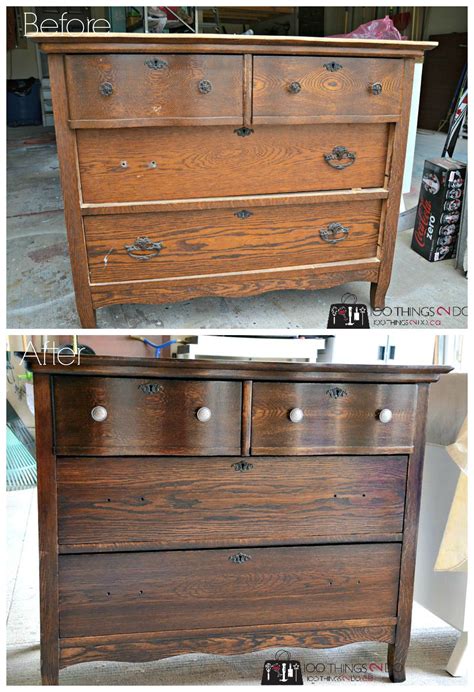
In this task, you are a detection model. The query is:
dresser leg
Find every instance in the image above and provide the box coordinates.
[41,659,59,686]
[370,282,388,310]
[77,303,97,328]
[387,643,406,683]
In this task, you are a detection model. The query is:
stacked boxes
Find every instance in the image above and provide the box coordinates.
[411,157,466,262]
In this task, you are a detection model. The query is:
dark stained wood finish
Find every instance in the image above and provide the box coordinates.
[53,376,241,456]
[47,55,96,328]
[59,621,396,668]
[76,124,389,204]
[58,543,401,637]
[252,382,417,454]
[84,199,383,284]
[65,54,243,126]
[34,374,60,686]
[253,56,403,120]
[241,380,252,456]
[57,455,408,547]
[388,383,430,683]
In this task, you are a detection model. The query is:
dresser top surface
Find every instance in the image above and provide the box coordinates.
[24,354,451,383]
[27,32,437,57]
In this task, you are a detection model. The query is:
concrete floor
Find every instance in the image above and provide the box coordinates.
[7,487,464,686]
[7,126,467,329]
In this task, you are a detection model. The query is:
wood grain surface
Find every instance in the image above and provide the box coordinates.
[251,382,417,454]
[253,56,403,118]
[53,376,241,456]
[58,543,401,637]
[59,622,396,668]
[84,199,382,283]
[56,455,408,547]
[77,124,389,203]
[66,54,243,125]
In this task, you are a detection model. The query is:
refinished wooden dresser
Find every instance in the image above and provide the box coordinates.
[29,33,437,327]
[29,355,451,684]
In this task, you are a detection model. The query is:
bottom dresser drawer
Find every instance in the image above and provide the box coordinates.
[83,199,382,285]
[59,543,401,637]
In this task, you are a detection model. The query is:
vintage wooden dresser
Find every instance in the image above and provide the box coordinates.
[29,355,450,684]
[29,33,437,327]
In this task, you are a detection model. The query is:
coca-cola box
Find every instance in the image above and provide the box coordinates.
[411,157,466,262]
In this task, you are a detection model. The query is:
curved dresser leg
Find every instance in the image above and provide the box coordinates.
[370,281,388,311]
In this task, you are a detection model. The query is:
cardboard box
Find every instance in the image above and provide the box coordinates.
[411,157,466,262]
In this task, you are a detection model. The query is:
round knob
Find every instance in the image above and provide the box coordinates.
[289,407,304,423]
[370,82,383,95]
[288,81,302,94]
[91,406,107,422]
[196,406,212,423]
[378,408,393,424]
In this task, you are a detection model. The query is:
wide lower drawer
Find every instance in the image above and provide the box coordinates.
[57,455,408,547]
[53,376,241,455]
[77,124,389,204]
[253,56,403,119]
[252,383,417,454]
[65,54,244,125]
[58,543,401,637]
[84,199,383,284]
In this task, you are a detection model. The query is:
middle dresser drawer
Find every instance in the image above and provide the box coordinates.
[252,382,417,454]
[84,199,383,284]
[53,376,242,456]
[57,455,408,548]
[77,123,389,203]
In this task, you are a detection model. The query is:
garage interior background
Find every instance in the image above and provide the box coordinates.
[6,6,468,328]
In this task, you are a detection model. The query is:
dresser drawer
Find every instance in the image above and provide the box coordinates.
[53,376,241,455]
[252,383,417,454]
[84,199,383,284]
[77,124,389,204]
[65,54,243,125]
[59,543,401,637]
[253,56,403,119]
[57,455,407,548]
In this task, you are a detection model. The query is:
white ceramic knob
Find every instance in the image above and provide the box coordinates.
[378,408,393,424]
[91,405,107,422]
[289,407,304,423]
[196,406,212,422]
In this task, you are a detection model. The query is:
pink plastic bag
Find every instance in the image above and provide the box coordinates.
[330,15,406,40]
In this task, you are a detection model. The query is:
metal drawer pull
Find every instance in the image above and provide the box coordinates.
[369,82,383,95]
[125,237,164,261]
[229,552,252,564]
[324,62,343,72]
[288,81,302,93]
[91,406,107,422]
[198,79,212,94]
[196,406,212,422]
[320,222,349,244]
[145,57,168,70]
[289,407,304,423]
[324,146,356,170]
[378,408,393,424]
[99,82,113,97]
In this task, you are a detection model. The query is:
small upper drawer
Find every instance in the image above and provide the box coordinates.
[53,376,241,455]
[253,56,403,120]
[65,54,243,126]
[251,382,417,454]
